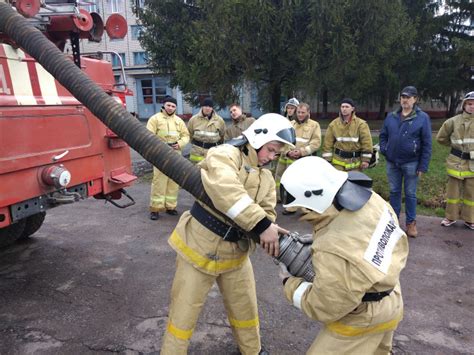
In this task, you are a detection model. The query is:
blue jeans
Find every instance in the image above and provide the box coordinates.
[386,160,419,224]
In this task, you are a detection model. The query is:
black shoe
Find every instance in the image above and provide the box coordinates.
[282,210,296,215]
[150,212,160,220]
[166,209,178,216]
[259,346,269,355]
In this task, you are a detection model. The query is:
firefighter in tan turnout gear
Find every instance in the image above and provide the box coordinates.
[274,102,321,213]
[161,114,296,355]
[436,91,474,230]
[187,97,225,164]
[322,98,373,171]
[279,157,408,354]
[146,96,190,220]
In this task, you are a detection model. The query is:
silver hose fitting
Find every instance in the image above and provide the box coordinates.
[274,232,315,282]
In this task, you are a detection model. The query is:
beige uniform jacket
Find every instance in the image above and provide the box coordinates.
[169,144,277,276]
[436,112,474,178]
[146,109,190,150]
[284,193,408,331]
[188,110,225,162]
[225,115,256,140]
[322,115,373,168]
[281,118,321,163]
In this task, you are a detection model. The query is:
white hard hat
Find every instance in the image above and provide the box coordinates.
[285,97,300,110]
[281,156,348,213]
[243,113,296,149]
[287,97,299,107]
[462,91,474,110]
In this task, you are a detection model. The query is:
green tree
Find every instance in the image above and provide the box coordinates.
[425,0,474,116]
[138,0,310,111]
[302,0,414,118]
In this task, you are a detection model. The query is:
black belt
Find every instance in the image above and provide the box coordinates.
[451,148,471,160]
[190,202,242,242]
[192,139,220,149]
[335,148,361,158]
[362,289,393,302]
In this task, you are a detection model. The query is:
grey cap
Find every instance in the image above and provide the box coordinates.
[401,86,418,97]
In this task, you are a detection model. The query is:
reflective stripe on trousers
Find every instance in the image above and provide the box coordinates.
[189,154,205,163]
[150,167,179,211]
[445,175,474,223]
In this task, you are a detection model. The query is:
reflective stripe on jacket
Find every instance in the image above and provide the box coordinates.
[188,110,225,163]
[322,114,373,164]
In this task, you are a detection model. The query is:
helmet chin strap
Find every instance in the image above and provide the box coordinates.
[335,171,373,211]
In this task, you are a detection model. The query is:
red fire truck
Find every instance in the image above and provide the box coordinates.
[0,1,136,247]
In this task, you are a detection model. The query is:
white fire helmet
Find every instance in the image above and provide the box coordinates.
[462,91,474,110]
[242,113,296,149]
[281,156,348,213]
[285,97,300,108]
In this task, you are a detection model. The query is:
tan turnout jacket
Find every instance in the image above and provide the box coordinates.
[188,110,225,163]
[169,144,277,276]
[322,114,373,170]
[280,118,321,164]
[225,115,256,140]
[146,109,190,150]
[436,111,474,178]
[284,193,408,336]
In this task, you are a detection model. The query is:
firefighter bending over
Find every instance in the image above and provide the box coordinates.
[146,96,190,220]
[161,114,296,355]
[279,156,408,354]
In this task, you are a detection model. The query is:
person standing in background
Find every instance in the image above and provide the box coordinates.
[188,97,225,164]
[322,98,373,171]
[146,96,190,220]
[379,86,432,238]
[225,103,256,140]
[282,97,299,121]
[274,102,321,212]
[436,91,474,230]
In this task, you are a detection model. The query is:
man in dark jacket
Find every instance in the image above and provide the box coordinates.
[379,86,432,238]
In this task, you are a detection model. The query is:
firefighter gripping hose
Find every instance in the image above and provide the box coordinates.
[0,3,315,281]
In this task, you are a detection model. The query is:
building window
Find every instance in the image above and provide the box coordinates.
[134,0,145,14]
[141,79,153,104]
[111,53,126,67]
[133,52,148,66]
[80,0,98,13]
[131,25,143,40]
[110,0,123,13]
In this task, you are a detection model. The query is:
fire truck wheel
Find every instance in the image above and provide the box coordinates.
[0,220,26,248]
[19,212,46,240]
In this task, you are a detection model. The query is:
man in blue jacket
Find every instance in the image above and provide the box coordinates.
[379,86,432,238]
